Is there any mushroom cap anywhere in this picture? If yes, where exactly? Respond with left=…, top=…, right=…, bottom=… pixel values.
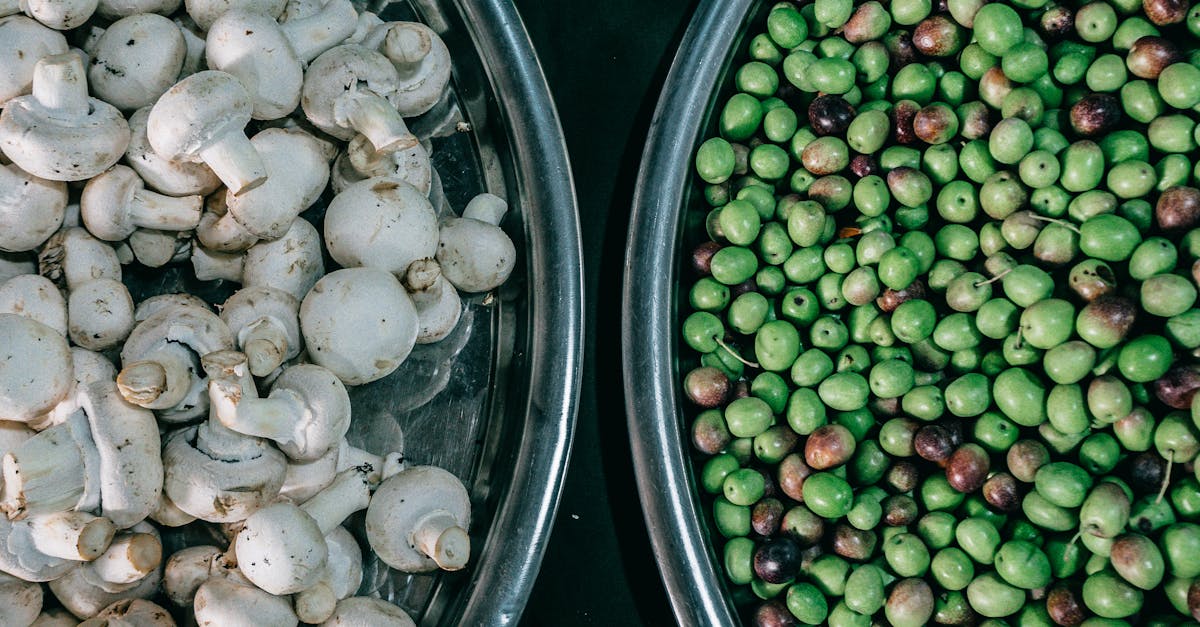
left=267, top=364, right=350, bottom=460
left=301, top=45, right=400, bottom=141
left=160, top=423, right=287, bottom=523
left=219, top=285, right=300, bottom=353
left=125, top=107, right=221, bottom=198
left=48, top=523, right=163, bottom=620
left=0, top=572, right=42, bottom=627
left=133, top=293, right=209, bottom=323
left=0, top=314, right=72, bottom=421
left=80, top=165, right=148, bottom=241
left=0, top=253, right=36, bottom=285
left=300, top=268, right=418, bottom=385
left=235, top=501, right=327, bottom=594
left=120, top=303, right=233, bottom=374
left=346, top=135, right=432, bottom=196
left=30, top=608, right=78, bottom=626
left=279, top=444, right=337, bottom=503
left=205, top=10, right=302, bottom=121
left=67, top=277, right=134, bottom=351
left=184, top=0, right=286, bottom=30
left=319, top=597, right=415, bottom=627
left=0, top=421, right=35, bottom=458
left=0, top=274, right=67, bottom=335
left=0, top=16, right=68, bottom=106
left=323, top=526, right=362, bottom=600
left=81, top=598, right=173, bottom=626
left=161, top=544, right=220, bottom=607
left=364, top=465, right=470, bottom=572
left=0, top=71, right=130, bottom=182
left=38, top=227, right=122, bottom=291
left=224, top=128, right=329, bottom=239
left=87, top=14, right=185, bottom=111
left=96, top=0, right=181, bottom=19
left=193, top=578, right=298, bottom=627
left=436, top=216, right=516, bottom=293
left=23, top=0, right=98, bottom=30
left=242, top=218, right=323, bottom=301
left=146, top=71, right=253, bottom=162
left=324, top=176, right=437, bottom=275
left=384, top=22, right=451, bottom=117
left=0, top=163, right=67, bottom=252
left=0, top=515, right=76, bottom=582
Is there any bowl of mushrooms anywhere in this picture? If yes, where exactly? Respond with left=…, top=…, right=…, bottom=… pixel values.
left=0, top=0, right=583, bottom=623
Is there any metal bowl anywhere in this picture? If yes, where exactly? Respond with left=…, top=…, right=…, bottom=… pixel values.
left=621, top=1, right=759, bottom=625
left=129, top=0, right=582, bottom=623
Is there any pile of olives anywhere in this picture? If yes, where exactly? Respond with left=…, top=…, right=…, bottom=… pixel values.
left=680, top=0, right=1200, bottom=624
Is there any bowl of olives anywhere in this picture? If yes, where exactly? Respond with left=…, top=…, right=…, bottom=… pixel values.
left=624, top=0, right=1200, bottom=624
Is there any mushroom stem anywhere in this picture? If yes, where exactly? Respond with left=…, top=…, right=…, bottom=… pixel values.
left=299, top=467, right=371, bottom=535
left=28, top=511, right=115, bottom=561
left=293, top=581, right=337, bottom=624
left=127, top=189, right=202, bottom=232
left=196, top=132, right=267, bottom=197
left=31, top=54, right=89, bottom=119
left=280, top=0, right=358, bottom=63
left=0, top=0, right=18, bottom=17
left=335, top=90, right=418, bottom=153
left=411, top=510, right=469, bottom=571
left=191, top=246, right=244, bottom=282
left=90, top=532, right=162, bottom=585
left=240, top=318, right=290, bottom=377
left=383, top=23, right=431, bottom=75
left=462, top=192, right=507, bottom=225
left=116, top=344, right=193, bottom=410
left=1, top=412, right=100, bottom=519
left=216, top=391, right=302, bottom=443
left=336, top=442, right=405, bottom=484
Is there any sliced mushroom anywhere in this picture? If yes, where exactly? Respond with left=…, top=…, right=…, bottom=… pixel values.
left=300, top=44, right=417, bottom=151
left=299, top=267, right=418, bottom=385
left=116, top=301, right=233, bottom=421
left=123, top=107, right=221, bottom=198
left=86, top=14, right=185, bottom=111
left=319, top=597, right=415, bottom=627
left=0, top=16, right=68, bottom=107
left=0, top=274, right=67, bottom=335
left=146, top=71, right=267, bottom=196
left=160, top=352, right=285, bottom=522
left=0, top=162, right=67, bottom=253
left=241, top=217, right=323, bottom=301
left=365, top=465, right=470, bottom=573
left=324, top=176, right=437, bottom=276
left=218, top=286, right=300, bottom=377
left=437, top=192, right=516, bottom=293
left=0, top=54, right=129, bottom=182
left=235, top=465, right=371, bottom=594
left=402, top=258, right=461, bottom=344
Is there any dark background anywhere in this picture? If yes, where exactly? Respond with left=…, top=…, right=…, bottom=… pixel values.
left=510, top=1, right=696, bottom=625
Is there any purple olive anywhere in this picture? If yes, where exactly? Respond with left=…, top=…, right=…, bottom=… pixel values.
left=753, top=600, right=796, bottom=627
left=832, top=523, right=878, bottom=561
left=1127, top=36, right=1182, bottom=79
left=1046, top=584, right=1086, bottom=626
left=683, top=367, right=729, bottom=408
left=1144, top=0, right=1187, bottom=24
left=778, top=453, right=811, bottom=501
left=1156, top=186, right=1200, bottom=231
left=912, top=15, right=964, bottom=57
left=982, top=472, right=1021, bottom=512
left=891, top=100, right=921, bottom=145
left=1039, top=5, right=1074, bottom=38
left=1069, top=93, right=1122, bottom=137
left=754, top=536, right=801, bottom=584
left=692, top=241, right=720, bottom=275
left=809, top=95, right=856, bottom=137
left=1153, top=364, right=1200, bottom=409
left=946, top=443, right=990, bottom=493
left=752, top=498, right=785, bottom=537
left=850, top=154, right=879, bottom=179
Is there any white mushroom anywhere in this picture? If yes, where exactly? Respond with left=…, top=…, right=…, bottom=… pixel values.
left=30, top=609, right=79, bottom=626
left=241, top=217, right=323, bottom=301
left=47, top=523, right=163, bottom=620
left=0, top=163, right=66, bottom=252
left=21, top=0, right=97, bottom=30
left=37, top=227, right=120, bottom=292
left=131, top=293, right=208, bottom=323
left=0, top=54, right=129, bottom=182
left=194, top=199, right=257, bottom=253
left=96, top=0, right=179, bottom=19
left=159, top=352, right=285, bottom=522
left=0, top=274, right=67, bottom=335
left=192, top=577, right=298, bottom=627
left=299, top=267, right=418, bottom=385
left=377, top=22, right=451, bottom=117
left=218, top=286, right=300, bottom=377
left=116, top=302, right=233, bottom=420
left=66, top=278, right=133, bottom=351
left=146, top=492, right=194, bottom=529
left=292, top=526, right=361, bottom=624
left=0, top=16, right=68, bottom=107
left=25, top=511, right=115, bottom=561
left=0, top=314, right=73, bottom=423
left=234, top=465, right=371, bottom=594
left=0, top=571, right=42, bottom=627
left=300, top=45, right=417, bottom=151
left=205, top=0, right=357, bottom=120
left=123, top=107, right=220, bottom=198
left=86, top=14, right=184, bottom=111
left=206, top=127, right=330, bottom=243
left=0, top=421, right=34, bottom=458
left=402, top=258, right=461, bottom=344
left=278, top=445, right=337, bottom=504
left=324, top=176, right=437, bottom=276
left=80, top=165, right=202, bottom=242
left=342, top=10, right=382, bottom=45
left=365, top=465, right=470, bottom=573
left=146, top=71, right=267, bottom=196
left=189, top=245, right=243, bottom=283
left=211, top=363, right=349, bottom=462
left=183, top=0, right=286, bottom=31
left=335, top=134, right=432, bottom=196
left=437, top=192, right=516, bottom=293
left=319, top=597, right=415, bottom=627
left=78, top=599, right=174, bottom=626
left=0, top=410, right=99, bottom=518
left=161, top=545, right=219, bottom=607
left=127, top=229, right=190, bottom=269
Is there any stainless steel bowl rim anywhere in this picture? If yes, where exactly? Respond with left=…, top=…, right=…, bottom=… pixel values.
left=622, top=1, right=757, bottom=625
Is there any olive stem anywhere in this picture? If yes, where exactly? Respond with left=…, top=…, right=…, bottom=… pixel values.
left=1156, top=452, right=1174, bottom=504
left=1027, top=214, right=1082, bottom=234
left=974, top=267, right=1013, bottom=287
left=714, top=336, right=759, bottom=369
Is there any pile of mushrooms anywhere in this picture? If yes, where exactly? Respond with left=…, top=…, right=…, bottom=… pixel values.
left=0, top=0, right=515, bottom=622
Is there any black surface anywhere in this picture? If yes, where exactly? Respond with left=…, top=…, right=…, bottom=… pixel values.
left=513, top=1, right=696, bottom=625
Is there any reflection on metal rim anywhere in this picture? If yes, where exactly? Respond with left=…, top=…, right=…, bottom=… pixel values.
left=622, top=1, right=756, bottom=626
